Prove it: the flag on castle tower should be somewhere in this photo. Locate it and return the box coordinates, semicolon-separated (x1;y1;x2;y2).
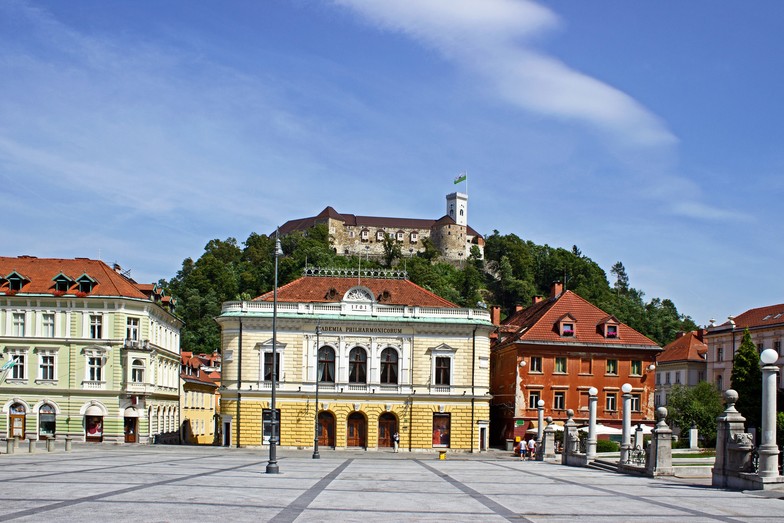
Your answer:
454;172;467;184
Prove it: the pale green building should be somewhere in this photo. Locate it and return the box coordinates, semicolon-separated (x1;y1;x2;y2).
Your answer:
0;256;182;444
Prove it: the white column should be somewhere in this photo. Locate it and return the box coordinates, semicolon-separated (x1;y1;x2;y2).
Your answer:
537;400;545;442
587;387;598;460
759;349;781;478
620;383;632;464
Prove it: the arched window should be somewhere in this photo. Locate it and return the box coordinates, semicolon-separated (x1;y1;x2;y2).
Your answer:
318;346;335;383
348;347;367;383
380;348;398;384
131;359;145;383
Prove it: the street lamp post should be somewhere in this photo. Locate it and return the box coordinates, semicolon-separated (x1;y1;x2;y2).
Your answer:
758;349;780;477
586;386;598;461
313;322;321;459
266;231;283;474
620;383;633;465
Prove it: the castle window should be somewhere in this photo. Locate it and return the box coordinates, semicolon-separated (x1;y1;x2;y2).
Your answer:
360;229;369;241
395;231;404;242
410;232;418;243
376;231;385;241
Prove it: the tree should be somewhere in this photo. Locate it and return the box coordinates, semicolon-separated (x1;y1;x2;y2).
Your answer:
611;261;629;294
382;234;402;268
731;329;762;431
665;382;724;447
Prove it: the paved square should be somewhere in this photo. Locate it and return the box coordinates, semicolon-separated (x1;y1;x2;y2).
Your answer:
0;446;782;522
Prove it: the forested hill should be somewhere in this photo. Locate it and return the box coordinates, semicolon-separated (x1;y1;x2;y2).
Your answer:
162;225;697;354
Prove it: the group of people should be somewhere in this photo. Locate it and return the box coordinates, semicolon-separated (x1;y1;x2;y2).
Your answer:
516;437;537;460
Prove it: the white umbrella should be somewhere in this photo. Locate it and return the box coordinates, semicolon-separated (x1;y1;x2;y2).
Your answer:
592;423;623;435
526;422;564;433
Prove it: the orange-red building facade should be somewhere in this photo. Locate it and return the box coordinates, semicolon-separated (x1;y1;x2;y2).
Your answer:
490;285;661;444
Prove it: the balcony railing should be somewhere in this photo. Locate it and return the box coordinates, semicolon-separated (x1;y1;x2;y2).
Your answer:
82;380;106;390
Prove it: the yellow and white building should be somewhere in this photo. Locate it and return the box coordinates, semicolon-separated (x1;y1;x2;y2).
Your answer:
216;268;494;452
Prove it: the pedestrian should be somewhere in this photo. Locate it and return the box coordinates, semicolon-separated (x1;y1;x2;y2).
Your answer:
519;440;526;460
393;431;400;453
527;437;536;460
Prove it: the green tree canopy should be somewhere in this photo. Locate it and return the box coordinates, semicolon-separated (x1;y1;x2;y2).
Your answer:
731;329;763;430
665;382;724;447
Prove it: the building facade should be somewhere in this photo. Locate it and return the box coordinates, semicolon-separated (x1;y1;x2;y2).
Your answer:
655;330;707;407
216;269;494;452
490;284;661;444
705;304;784;392
278;192;484;262
180;351;221;445
0;256;182;444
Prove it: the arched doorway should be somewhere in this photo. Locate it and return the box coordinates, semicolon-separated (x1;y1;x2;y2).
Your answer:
378;412;396;448
84;405;104;442
38;403;56;438
9;403;26;439
318;412;335;448
347;412;366;448
124;408;139;443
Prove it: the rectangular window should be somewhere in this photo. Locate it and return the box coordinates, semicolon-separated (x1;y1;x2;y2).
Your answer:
432;413;450;448
88;357;103;381
580;358;592;374
562;323;574;337
758;343;764;352
675;371;681;384
263;352;280;382
126;317;139;341
528;390;541;409
42;313;55;337
262;408;281;445
605;393;617;411
656;372;661;385
12;313;25;337
666;372;671;385
717;347;724;362
90;315;103;339
630;360;642;376
530;356;542;373
435;357;451;386
40;355;55;381
606;359;618;375
606;325;618;338
631;394;641;412
553;391;565;410
554;357;567;374
11;354;26;380
775;340;782;354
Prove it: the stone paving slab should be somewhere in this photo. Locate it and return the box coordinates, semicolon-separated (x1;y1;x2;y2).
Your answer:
0;445;782;523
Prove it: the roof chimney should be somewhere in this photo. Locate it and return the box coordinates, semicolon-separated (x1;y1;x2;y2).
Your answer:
113;263;122;273
550;281;563;298
515;304;524;313
675;331;686;339
532;295;543;305
490;305;501;326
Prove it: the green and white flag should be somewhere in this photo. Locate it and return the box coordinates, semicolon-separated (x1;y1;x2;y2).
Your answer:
454;172;467;184
1;360;15;371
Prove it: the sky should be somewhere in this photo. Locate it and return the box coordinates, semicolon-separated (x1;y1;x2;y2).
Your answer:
1;0;782;328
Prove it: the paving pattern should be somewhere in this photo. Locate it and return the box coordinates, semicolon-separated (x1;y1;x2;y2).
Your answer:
0;445;782;522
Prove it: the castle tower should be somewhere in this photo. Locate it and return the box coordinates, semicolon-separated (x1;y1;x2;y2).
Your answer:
446;192;467;226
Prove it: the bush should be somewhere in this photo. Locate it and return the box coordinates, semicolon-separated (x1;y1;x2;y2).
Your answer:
672;438;690;449
596;439;619;452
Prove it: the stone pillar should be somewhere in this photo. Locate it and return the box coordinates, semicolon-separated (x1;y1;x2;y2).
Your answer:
64;436;73;452
620;383;632;465
13;437;20;452
536;400;545;443
712;389;751;488
758;349;781;478
562;409;578;466
46;436;56;452
646;407;673;476
5;438;14;455
540;416;557;461
28;435;37;454
586;387;598;461
689;424;699;450
634;425;643;450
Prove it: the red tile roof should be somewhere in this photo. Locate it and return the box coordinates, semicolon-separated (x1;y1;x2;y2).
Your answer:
0;256;150;299
658;331;708;363
254;276;459;308
718;303;784;329
497;290;660;348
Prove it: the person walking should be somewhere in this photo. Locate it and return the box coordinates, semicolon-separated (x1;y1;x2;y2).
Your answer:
527;438;536;460
393;431;400;453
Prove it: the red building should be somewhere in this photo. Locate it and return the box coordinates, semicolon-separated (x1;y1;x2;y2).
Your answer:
490;283;661;444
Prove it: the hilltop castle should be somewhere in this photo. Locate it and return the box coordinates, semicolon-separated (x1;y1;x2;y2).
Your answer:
279;192;484;262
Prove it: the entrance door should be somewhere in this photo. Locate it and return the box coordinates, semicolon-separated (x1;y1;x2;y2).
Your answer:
347;412;366;448
9;403;25;439
378;413;396;448
85;416;103;442
124;417;138;443
318;412;335;448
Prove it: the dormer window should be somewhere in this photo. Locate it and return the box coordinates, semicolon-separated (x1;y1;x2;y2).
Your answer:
395;230;404;242
76;273;97;294
53;273;73;293
557;314;577;337
376;230;385;241
6;271;28;291
410;231;419;243
599;315;620;339
606;325;618;338
360;229;369;241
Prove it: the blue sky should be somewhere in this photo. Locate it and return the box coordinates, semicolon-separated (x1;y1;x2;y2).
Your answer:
1;0;782;328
